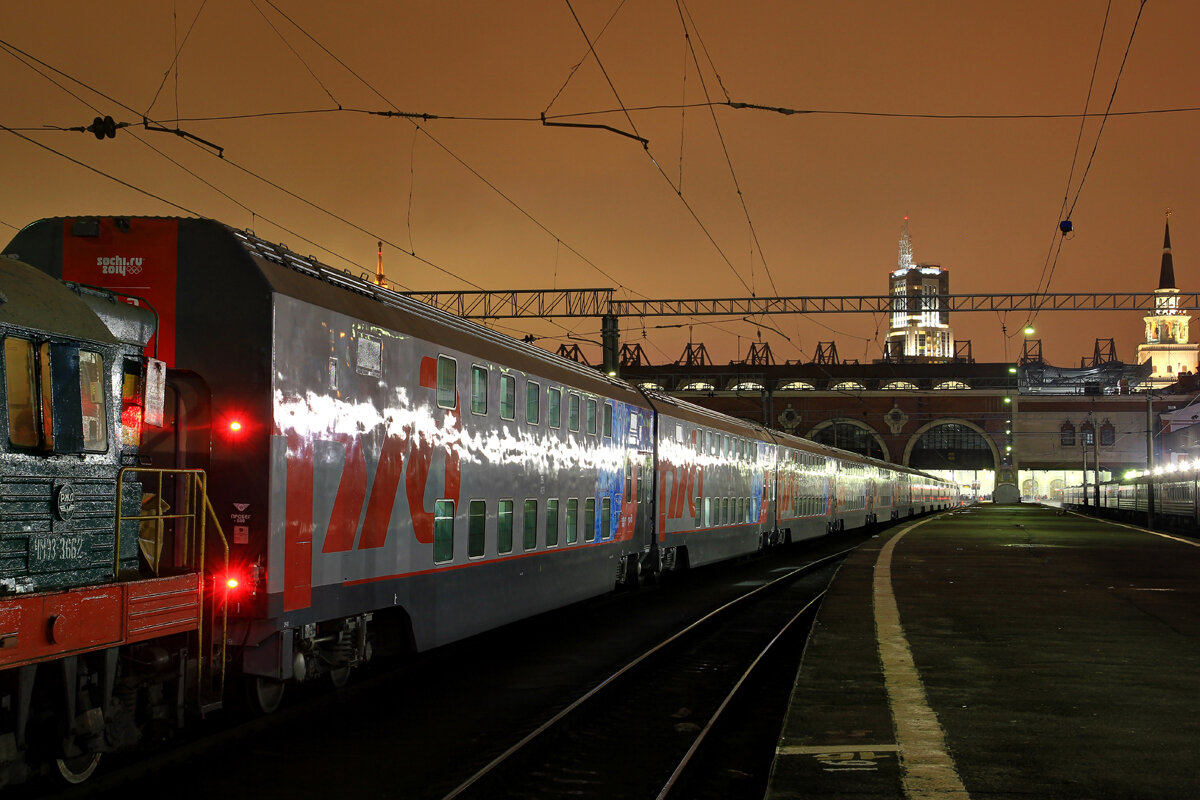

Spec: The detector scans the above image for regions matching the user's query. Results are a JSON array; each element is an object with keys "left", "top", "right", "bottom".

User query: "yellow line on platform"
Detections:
[{"left": 874, "top": 516, "right": 972, "bottom": 800}]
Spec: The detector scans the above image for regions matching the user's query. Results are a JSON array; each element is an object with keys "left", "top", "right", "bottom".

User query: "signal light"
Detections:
[{"left": 229, "top": 420, "right": 243, "bottom": 432}]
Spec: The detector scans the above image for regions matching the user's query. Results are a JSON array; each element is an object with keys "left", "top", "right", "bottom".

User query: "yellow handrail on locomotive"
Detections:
[{"left": 114, "top": 467, "right": 230, "bottom": 704}]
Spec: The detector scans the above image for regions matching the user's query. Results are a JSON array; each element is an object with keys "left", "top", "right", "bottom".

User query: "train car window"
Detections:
[
  {"left": 566, "top": 499, "right": 579, "bottom": 544},
  {"left": 586, "top": 398, "right": 598, "bottom": 435},
  {"left": 4, "top": 337, "right": 39, "bottom": 448},
  {"left": 526, "top": 381, "right": 540, "bottom": 424},
  {"left": 548, "top": 388, "right": 561, "bottom": 428},
  {"left": 498, "top": 500, "right": 514, "bottom": 554},
  {"left": 78, "top": 350, "right": 107, "bottom": 451},
  {"left": 628, "top": 411, "right": 638, "bottom": 445},
  {"left": 584, "top": 498, "right": 596, "bottom": 542},
  {"left": 523, "top": 499, "right": 538, "bottom": 550},
  {"left": 568, "top": 393, "right": 581, "bottom": 432},
  {"left": 471, "top": 366, "right": 488, "bottom": 415},
  {"left": 546, "top": 499, "right": 560, "bottom": 547},
  {"left": 433, "top": 500, "right": 455, "bottom": 563},
  {"left": 603, "top": 403, "right": 613, "bottom": 438},
  {"left": 694, "top": 496, "right": 702, "bottom": 527},
  {"left": 601, "top": 497, "right": 611, "bottom": 540},
  {"left": 624, "top": 460, "right": 633, "bottom": 503},
  {"left": 436, "top": 356, "right": 456, "bottom": 409},
  {"left": 695, "top": 429, "right": 703, "bottom": 455},
  {"left": 468, "top": 500, "right": 487, "bottom": 558},
  {"left": 500, "top": 374, "right": 516, "bottom": 421},
  {"left": 675, "top": 424, "right": 683, "bottom": 444},
  {"left": 703, "top": 497, "right": 712, "bottom": 526}
]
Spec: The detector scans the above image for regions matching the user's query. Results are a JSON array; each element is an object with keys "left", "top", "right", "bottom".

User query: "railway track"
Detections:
[{"left": 441, "top": 547, "right": 850, "bottom": 800}]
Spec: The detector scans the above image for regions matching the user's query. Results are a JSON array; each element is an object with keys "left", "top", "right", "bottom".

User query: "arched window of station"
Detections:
[
  {"left": 1080, "top": 420, "right": 1095, "bottom": 446},
  {"left": 638, "top": 381, "right": 664, "bottom": 391},
  {"left": 680, "top": 381, "right": 715, "bottom": 392},
  {"left": 806, "top": 419, "right": 888, "bottom": 461},
  {"left": 1099, "top": 419, "right": 1115, "bottom": 446},
  {"left": 904, "top": 419, "right": 997, "bottom": 470},
  {"left": 830, "top": 381, "right": 866, "bottom": 391},
  {"left": 732, "top": 380, "right": 764, "bottom": 391},
  {"left": 1059, "top": 421, "right": 1075, "bottom": 447},
  {"left": 778, "top": 380, "right": 815, "bottom": 391},
  {"left": 881, "top": 380, "right": 919, "bottom": 390},
  {"left": 933, "top": 380, "right": 971, "bottom": 390}
]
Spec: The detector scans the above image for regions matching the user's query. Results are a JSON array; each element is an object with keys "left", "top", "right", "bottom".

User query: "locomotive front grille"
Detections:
[{"left": 0, "top": 478, "right": 123, "bottom": 593}]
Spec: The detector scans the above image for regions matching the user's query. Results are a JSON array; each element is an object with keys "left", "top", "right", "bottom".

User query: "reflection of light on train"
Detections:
[{"left": 0, "top": 217, "right": 960, "bottom": 787}]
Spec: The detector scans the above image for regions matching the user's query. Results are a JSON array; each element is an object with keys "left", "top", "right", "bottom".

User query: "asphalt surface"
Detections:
[{"left": 768, "top": 504, "right": 1200, "bottom": 799}]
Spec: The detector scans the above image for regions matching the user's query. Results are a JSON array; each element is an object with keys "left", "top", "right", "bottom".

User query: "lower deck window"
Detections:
[
  {"left": 566, "top": 499, "right": 578, "bottom": 544},
  {"left": 523, "top": 499, "right": 537, "bottom": 550},
  {"left": 498, "top": 500, "right": 514, "bottom": 554},
  {"left": 433, "top": 500, "right": 455, "bottom": 563},
  {"left": 546, "top": 499, "right": 560, "bottom": 547},
  {"left": 469, "top": 500, "right": 486, "bottom": 558}
]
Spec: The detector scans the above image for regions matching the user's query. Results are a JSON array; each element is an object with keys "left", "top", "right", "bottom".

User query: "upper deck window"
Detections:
[
  {"left": 568, "top": 393, "right": 581, "bottom": 432},
  {"left": 526, "top": 381, "right": 540, "bottom": 424},
  {"left": 471, "top": 366, "right": 488, "bottom": 415},
  {"left": 548, "top": 388, "right": 562, "bottom": 429},
  {"left": 500, "top": 374, "right": 516, "bottom": 421},
  {"left": 436, "top": 356, "right": 456, "bottom": 409}
]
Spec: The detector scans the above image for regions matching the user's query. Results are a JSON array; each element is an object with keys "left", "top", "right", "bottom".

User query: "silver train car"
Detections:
[
  {"left": 6, "top": 216, "right": 960, "bottom": 717},
  {"left": 1064, "top": 466, "right": 1200, "bottom": 527}
]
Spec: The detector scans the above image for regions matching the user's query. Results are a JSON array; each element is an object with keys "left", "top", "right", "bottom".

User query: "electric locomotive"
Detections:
[{"left": 0, "top": 255, "right": 223, "bottom": 786}]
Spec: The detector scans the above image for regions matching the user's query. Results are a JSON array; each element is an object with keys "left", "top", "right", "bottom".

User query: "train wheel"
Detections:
[
  {"left": 329, "top": 667, "right": 351, "bottom": 690},
  {"left": 249, "top": 677, "right": 286, "bottom": 715},
  {"left": 56, "top": 753, "right": 101, "bottom": 785}
]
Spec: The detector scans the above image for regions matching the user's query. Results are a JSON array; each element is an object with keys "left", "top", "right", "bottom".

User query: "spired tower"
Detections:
[
  {"left": 1137, "top": 214, "right": 1198, "bottom": 387},
  {"left": 885, "top": 218, "right": 954, "bottom": 361}
]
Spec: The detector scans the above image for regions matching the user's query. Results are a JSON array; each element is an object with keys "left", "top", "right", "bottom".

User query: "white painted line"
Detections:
[
  {"left": 777, "top": 744, "right": 899, "bottom": 756},
  {"left": 1063, "top": 509, "right": 1200, "bottom": 547},
  {"left": 874, "top": 517, "right": 972, "bottom": 800}
]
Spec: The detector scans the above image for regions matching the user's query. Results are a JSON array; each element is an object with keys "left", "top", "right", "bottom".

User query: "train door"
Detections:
[{"left": 136, "top": 370, "right": 211, "bottom": 573}]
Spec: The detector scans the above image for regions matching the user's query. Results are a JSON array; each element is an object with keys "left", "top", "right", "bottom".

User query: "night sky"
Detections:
[{"left": 3, "top": 1, "right": 1196, "bottom": 368}]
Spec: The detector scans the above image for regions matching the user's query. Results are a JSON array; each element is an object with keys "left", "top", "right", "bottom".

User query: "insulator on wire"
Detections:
[{"left": 86, "top": 115, "right": 118, "bottom": 140}]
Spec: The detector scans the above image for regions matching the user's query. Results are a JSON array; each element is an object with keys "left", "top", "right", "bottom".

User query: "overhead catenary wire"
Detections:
[{"left": 1027, "top": 0, "right": 1148, "bottom": 330}]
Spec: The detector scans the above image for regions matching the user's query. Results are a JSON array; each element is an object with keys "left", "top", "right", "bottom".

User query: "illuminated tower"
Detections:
[
  {"left": 1138, "top": 214, "right": 1198, "bottom": 386},
  {"left": 885, "top": 218, "right": 954, "bottom": 361}
]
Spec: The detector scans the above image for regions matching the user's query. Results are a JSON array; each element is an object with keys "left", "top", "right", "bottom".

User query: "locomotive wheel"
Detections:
[
  {"left": 56, "top": 753, "right": 101, "bottom": 784},
  {"left": 248, "top": 677, "right": 286, "bottom": 715}
]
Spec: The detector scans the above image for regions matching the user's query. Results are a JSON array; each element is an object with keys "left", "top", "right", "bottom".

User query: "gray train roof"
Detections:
[
  {"left": 224, "top": 225, "right": 647, "bottom": 406},
  {"left": 0, "top": 255, "right": 117, "bottom": 345}
]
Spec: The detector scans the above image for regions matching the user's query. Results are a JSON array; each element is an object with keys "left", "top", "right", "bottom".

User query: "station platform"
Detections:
[{"left": 766, "top": 504, "right": 1200, "bottom": 799}]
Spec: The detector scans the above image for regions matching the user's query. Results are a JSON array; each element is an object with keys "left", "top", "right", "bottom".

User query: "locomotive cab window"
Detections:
[{"left": 4, "top": 337, "right": 107, "bottom": 453}]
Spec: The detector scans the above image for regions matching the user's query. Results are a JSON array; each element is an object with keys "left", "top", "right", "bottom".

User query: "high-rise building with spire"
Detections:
[
  {"left": 885, "top": 218, "right": 954, "bottom": 361},
  {"left": 1137, "top": 214, "right": 1197, "bottom": 386}
]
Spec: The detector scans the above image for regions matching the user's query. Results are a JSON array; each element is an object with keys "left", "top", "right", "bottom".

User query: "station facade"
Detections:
[{"left": 618, "top": 216, "right": 1197, "bottom": 501}]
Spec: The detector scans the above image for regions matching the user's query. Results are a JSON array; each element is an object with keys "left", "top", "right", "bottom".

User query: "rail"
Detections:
[{"left": 115, "top": 467, "right": 230, "bottom": 708}]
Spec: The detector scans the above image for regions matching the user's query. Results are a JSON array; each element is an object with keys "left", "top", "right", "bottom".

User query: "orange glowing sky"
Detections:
[{"left": 2, "top": 1, "right": 1197, "bottom": 368}]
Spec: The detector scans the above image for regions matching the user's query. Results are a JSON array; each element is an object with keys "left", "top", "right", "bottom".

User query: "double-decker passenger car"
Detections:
[{"left": 3, "top": 216, "right": 960, "bottom": 784}]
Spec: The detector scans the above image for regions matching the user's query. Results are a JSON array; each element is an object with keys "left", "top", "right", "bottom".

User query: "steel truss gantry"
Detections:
[{"left": 400, "top": 290, "right": 1200, "bottom": 319}]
